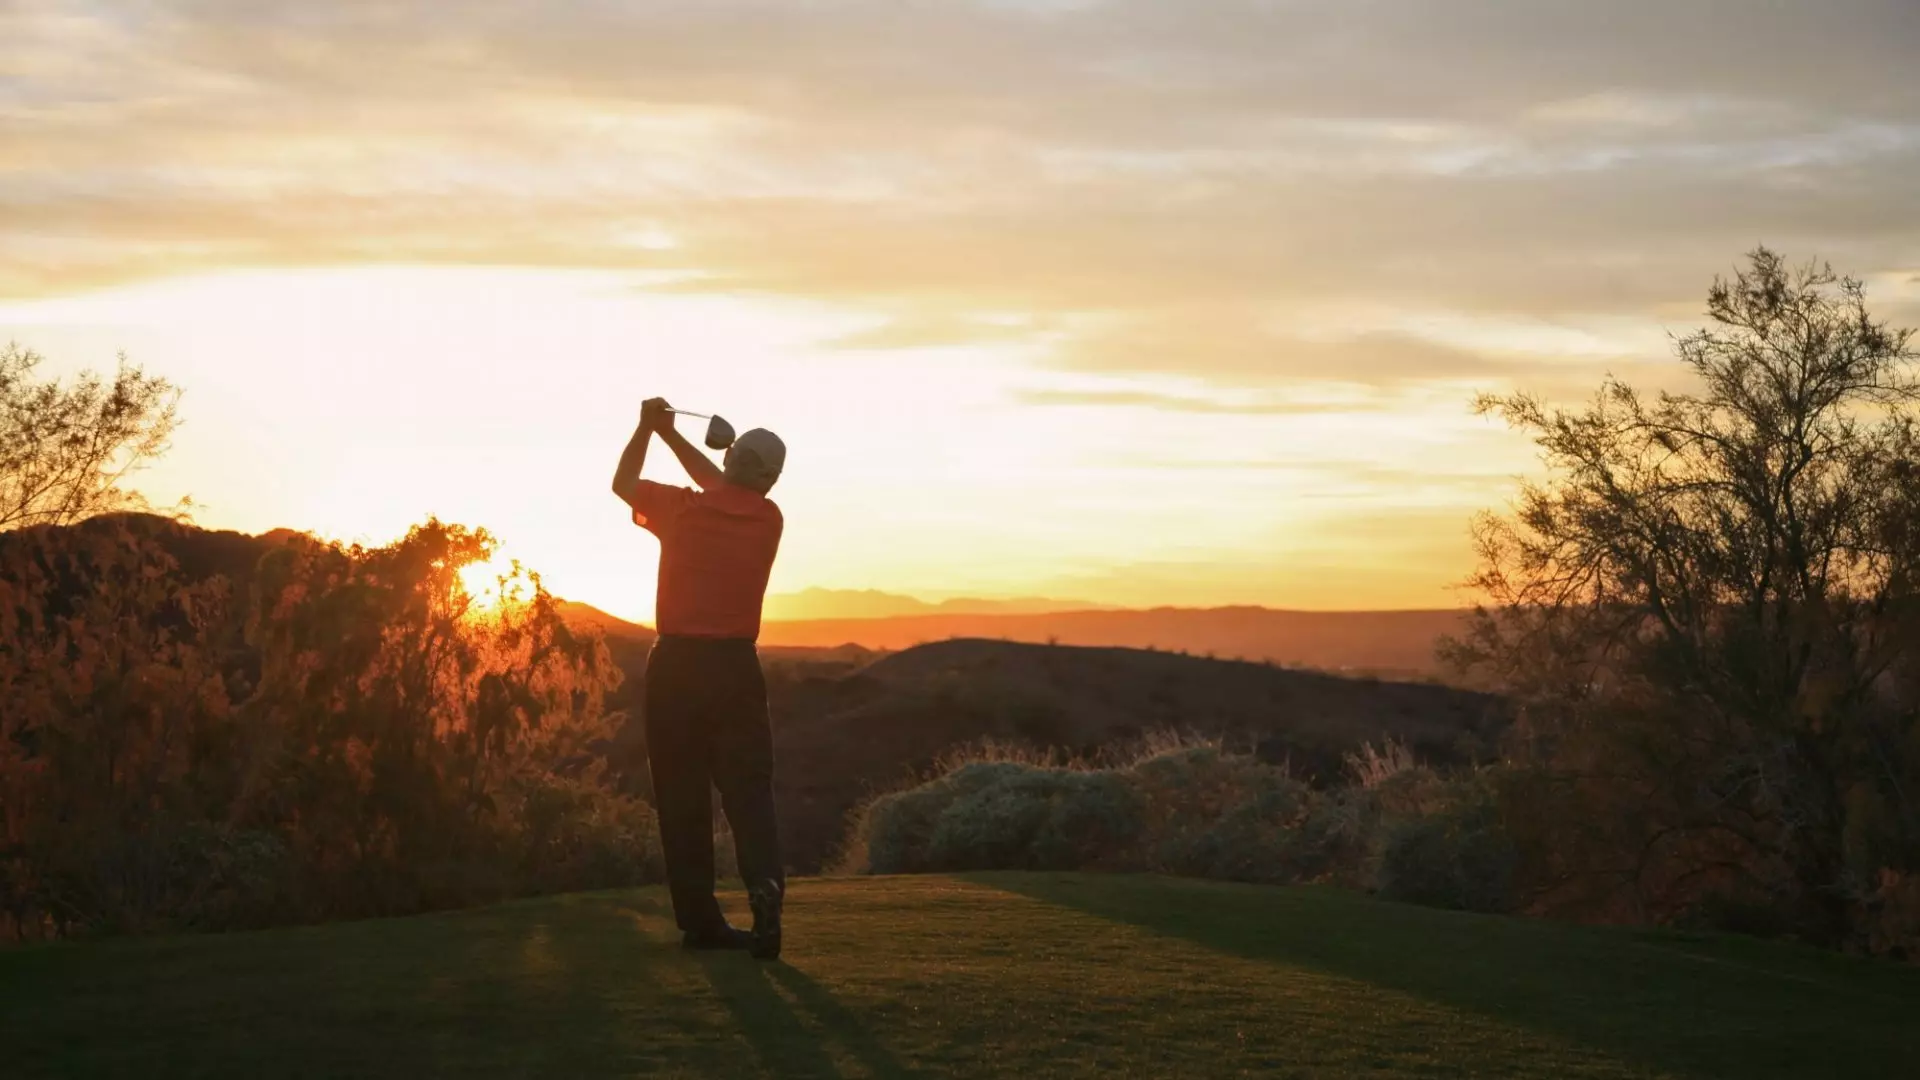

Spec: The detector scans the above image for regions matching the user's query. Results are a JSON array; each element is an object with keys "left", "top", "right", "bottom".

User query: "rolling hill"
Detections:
[
  {"left": 753, "top": 639, "right": 1505, "bottom": 872},
  {"left": 556, "top": 600, "right": 1506, "bottom": 873}
]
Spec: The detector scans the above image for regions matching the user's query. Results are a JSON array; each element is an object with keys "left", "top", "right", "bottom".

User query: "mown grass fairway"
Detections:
[{"left": 4, "top": 874, "right": 1916, "bottom": 1078}]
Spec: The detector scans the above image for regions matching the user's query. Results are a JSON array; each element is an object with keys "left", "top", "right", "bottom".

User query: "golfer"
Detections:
[{"left": 611, "top": 396, "right": 788, "bottom": 959}]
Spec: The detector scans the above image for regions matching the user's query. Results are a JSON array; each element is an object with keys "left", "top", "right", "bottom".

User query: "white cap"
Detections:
[{"left": 727, "top": 428, "right": 786, "bottom": 488}]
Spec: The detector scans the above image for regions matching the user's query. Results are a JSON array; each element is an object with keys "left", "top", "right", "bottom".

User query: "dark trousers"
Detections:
[{"left": 644, "top": 636, "right": 784, "bottom": 932}]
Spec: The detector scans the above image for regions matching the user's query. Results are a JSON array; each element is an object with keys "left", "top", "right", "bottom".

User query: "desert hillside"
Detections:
[{"left": 557, "top": 597, "right": 1507, "bottom": 871}]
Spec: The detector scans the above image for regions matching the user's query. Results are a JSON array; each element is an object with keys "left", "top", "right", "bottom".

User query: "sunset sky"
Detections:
[{"left": 4, "top": 1, "right": 1918, "bottom": 622}]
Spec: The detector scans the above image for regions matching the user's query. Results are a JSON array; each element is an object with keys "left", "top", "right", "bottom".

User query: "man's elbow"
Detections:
[{"left": 611, "top": 476, "right": 630, "bottom": 501}]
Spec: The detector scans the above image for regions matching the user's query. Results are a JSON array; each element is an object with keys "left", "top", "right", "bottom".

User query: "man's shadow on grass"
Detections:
[{"left": 625, "top": 896, "right": 922, "bottom": 1080}]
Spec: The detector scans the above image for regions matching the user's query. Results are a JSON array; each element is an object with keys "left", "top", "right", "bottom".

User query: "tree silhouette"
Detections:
[
  {"left": 1451, "top": 248, "right": 1920, "bottom": 947},
  {"left": 0, "top": 344, "right": 181, "bottom": 531}
]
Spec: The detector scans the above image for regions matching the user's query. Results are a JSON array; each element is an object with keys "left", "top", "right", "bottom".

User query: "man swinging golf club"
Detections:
[{"left": 611, "top": 397, "right": 788, "bottom": 959}]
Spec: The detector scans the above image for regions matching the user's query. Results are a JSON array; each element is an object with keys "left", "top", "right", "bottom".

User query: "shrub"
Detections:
[
  {"left": 842, "top": 736, "right": 1534, "bottom": 918},
  {"left": 1860, "top": 870, "right": 1920, "bottom": 962},
  {"left": 37, "top": 823, "right": 294, "bottom": 936},
  {"left": 1030, "top": 772, "right": 1142, "bottom": 869},
  {"left": 855, "top": 762, "right": 1032, "bottom": 873},
  {"left": 928, "top": 769, "right": 1142, "bottom": 871},
  {"left": 927, "top": 777, "right": 1059, "bottom": 870},
  {"left": 846, "top": 739, "right": 1422, "bottom": 894},
  {"left": 0, "top": 516, "right": 657, "bottom": 939},
  {"left": 1375, "top": 783, "right": 1517, "bottom": 914},
  {"left": 1127, "top": 747, "right": 1315, "bottom": 882},
  {"left": 852, "top": 762, "right": 1144, "bottom": 874},
  {"left": 509, "top": 774, "right": 663, "bottom": 895}
]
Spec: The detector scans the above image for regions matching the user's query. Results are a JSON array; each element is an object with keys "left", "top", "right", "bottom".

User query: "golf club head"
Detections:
[{"left": 704, "top": 415, "right": 736, "bottom": 451}]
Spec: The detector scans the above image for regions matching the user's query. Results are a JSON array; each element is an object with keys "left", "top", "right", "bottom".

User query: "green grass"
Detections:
[{"left": 4, "top": 875, "right": 1915, "bottom": 1079}]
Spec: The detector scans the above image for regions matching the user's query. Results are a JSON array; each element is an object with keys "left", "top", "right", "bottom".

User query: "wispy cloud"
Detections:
[
  {"left": 6, "top": 0, "right": 1917, "bottom": 393},
  {"left": 1015, "top": 388, "right": 1346, "bottom": 414}
]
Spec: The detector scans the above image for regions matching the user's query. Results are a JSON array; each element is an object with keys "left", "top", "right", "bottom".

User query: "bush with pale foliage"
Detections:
[{"left": 840, "top": 736, "right": 1518, "bottom": 913}]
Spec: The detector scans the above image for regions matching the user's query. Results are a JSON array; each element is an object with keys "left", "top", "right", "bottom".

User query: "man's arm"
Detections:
[
  {"left": 657, "top": 423, "right": 725, "bottom": 490},
  {"left": 612, "top": 397, "right": 675, "bottom": 503},
  {"left": 610, "top": 420, "right": 653, "bottom": 502}
]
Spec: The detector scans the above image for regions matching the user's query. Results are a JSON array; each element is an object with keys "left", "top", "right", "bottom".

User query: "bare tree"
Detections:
[
  {"left": 1449, "top": 248, "right": 1920, "bottom": 944},
  {"left": 0, "top": 344, "right": 182, "bottom": 531}
]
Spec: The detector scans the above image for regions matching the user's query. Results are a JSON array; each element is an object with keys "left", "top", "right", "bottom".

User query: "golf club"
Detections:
[{"left": 665, "top": 408, "right": 737, "bottom": 451}]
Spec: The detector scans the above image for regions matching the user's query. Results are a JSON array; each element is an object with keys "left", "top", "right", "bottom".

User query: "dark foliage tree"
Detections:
[
  {"left": 0, "top": 515, "right": 646, "bottom": 940},
  {"left": 1449, "top": 248, "right": 1920, "bottom": 950}
]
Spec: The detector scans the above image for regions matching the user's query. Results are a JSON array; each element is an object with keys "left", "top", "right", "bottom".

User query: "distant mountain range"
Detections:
[
  {"left": 757, "top": 606, "right": 1471, "bottom": 677},
  {"left": 573, "top": 594, "right": 1469, "bottom": 678},
  {"left": 762, "top": 588, "right": 1118, "bottom": 621}
]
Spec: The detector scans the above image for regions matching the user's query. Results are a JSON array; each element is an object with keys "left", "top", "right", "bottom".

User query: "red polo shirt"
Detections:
[{"left": 628, "top": 479, "right": 783, "bottom": 641}]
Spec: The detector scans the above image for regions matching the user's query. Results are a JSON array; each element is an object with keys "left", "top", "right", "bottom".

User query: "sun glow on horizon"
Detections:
[
  {"left": 0, "top": 263, "right": 1566, "bottom": 619},
  {"left": 458, "top": 553, "right": 533, "bottom": 614}
]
